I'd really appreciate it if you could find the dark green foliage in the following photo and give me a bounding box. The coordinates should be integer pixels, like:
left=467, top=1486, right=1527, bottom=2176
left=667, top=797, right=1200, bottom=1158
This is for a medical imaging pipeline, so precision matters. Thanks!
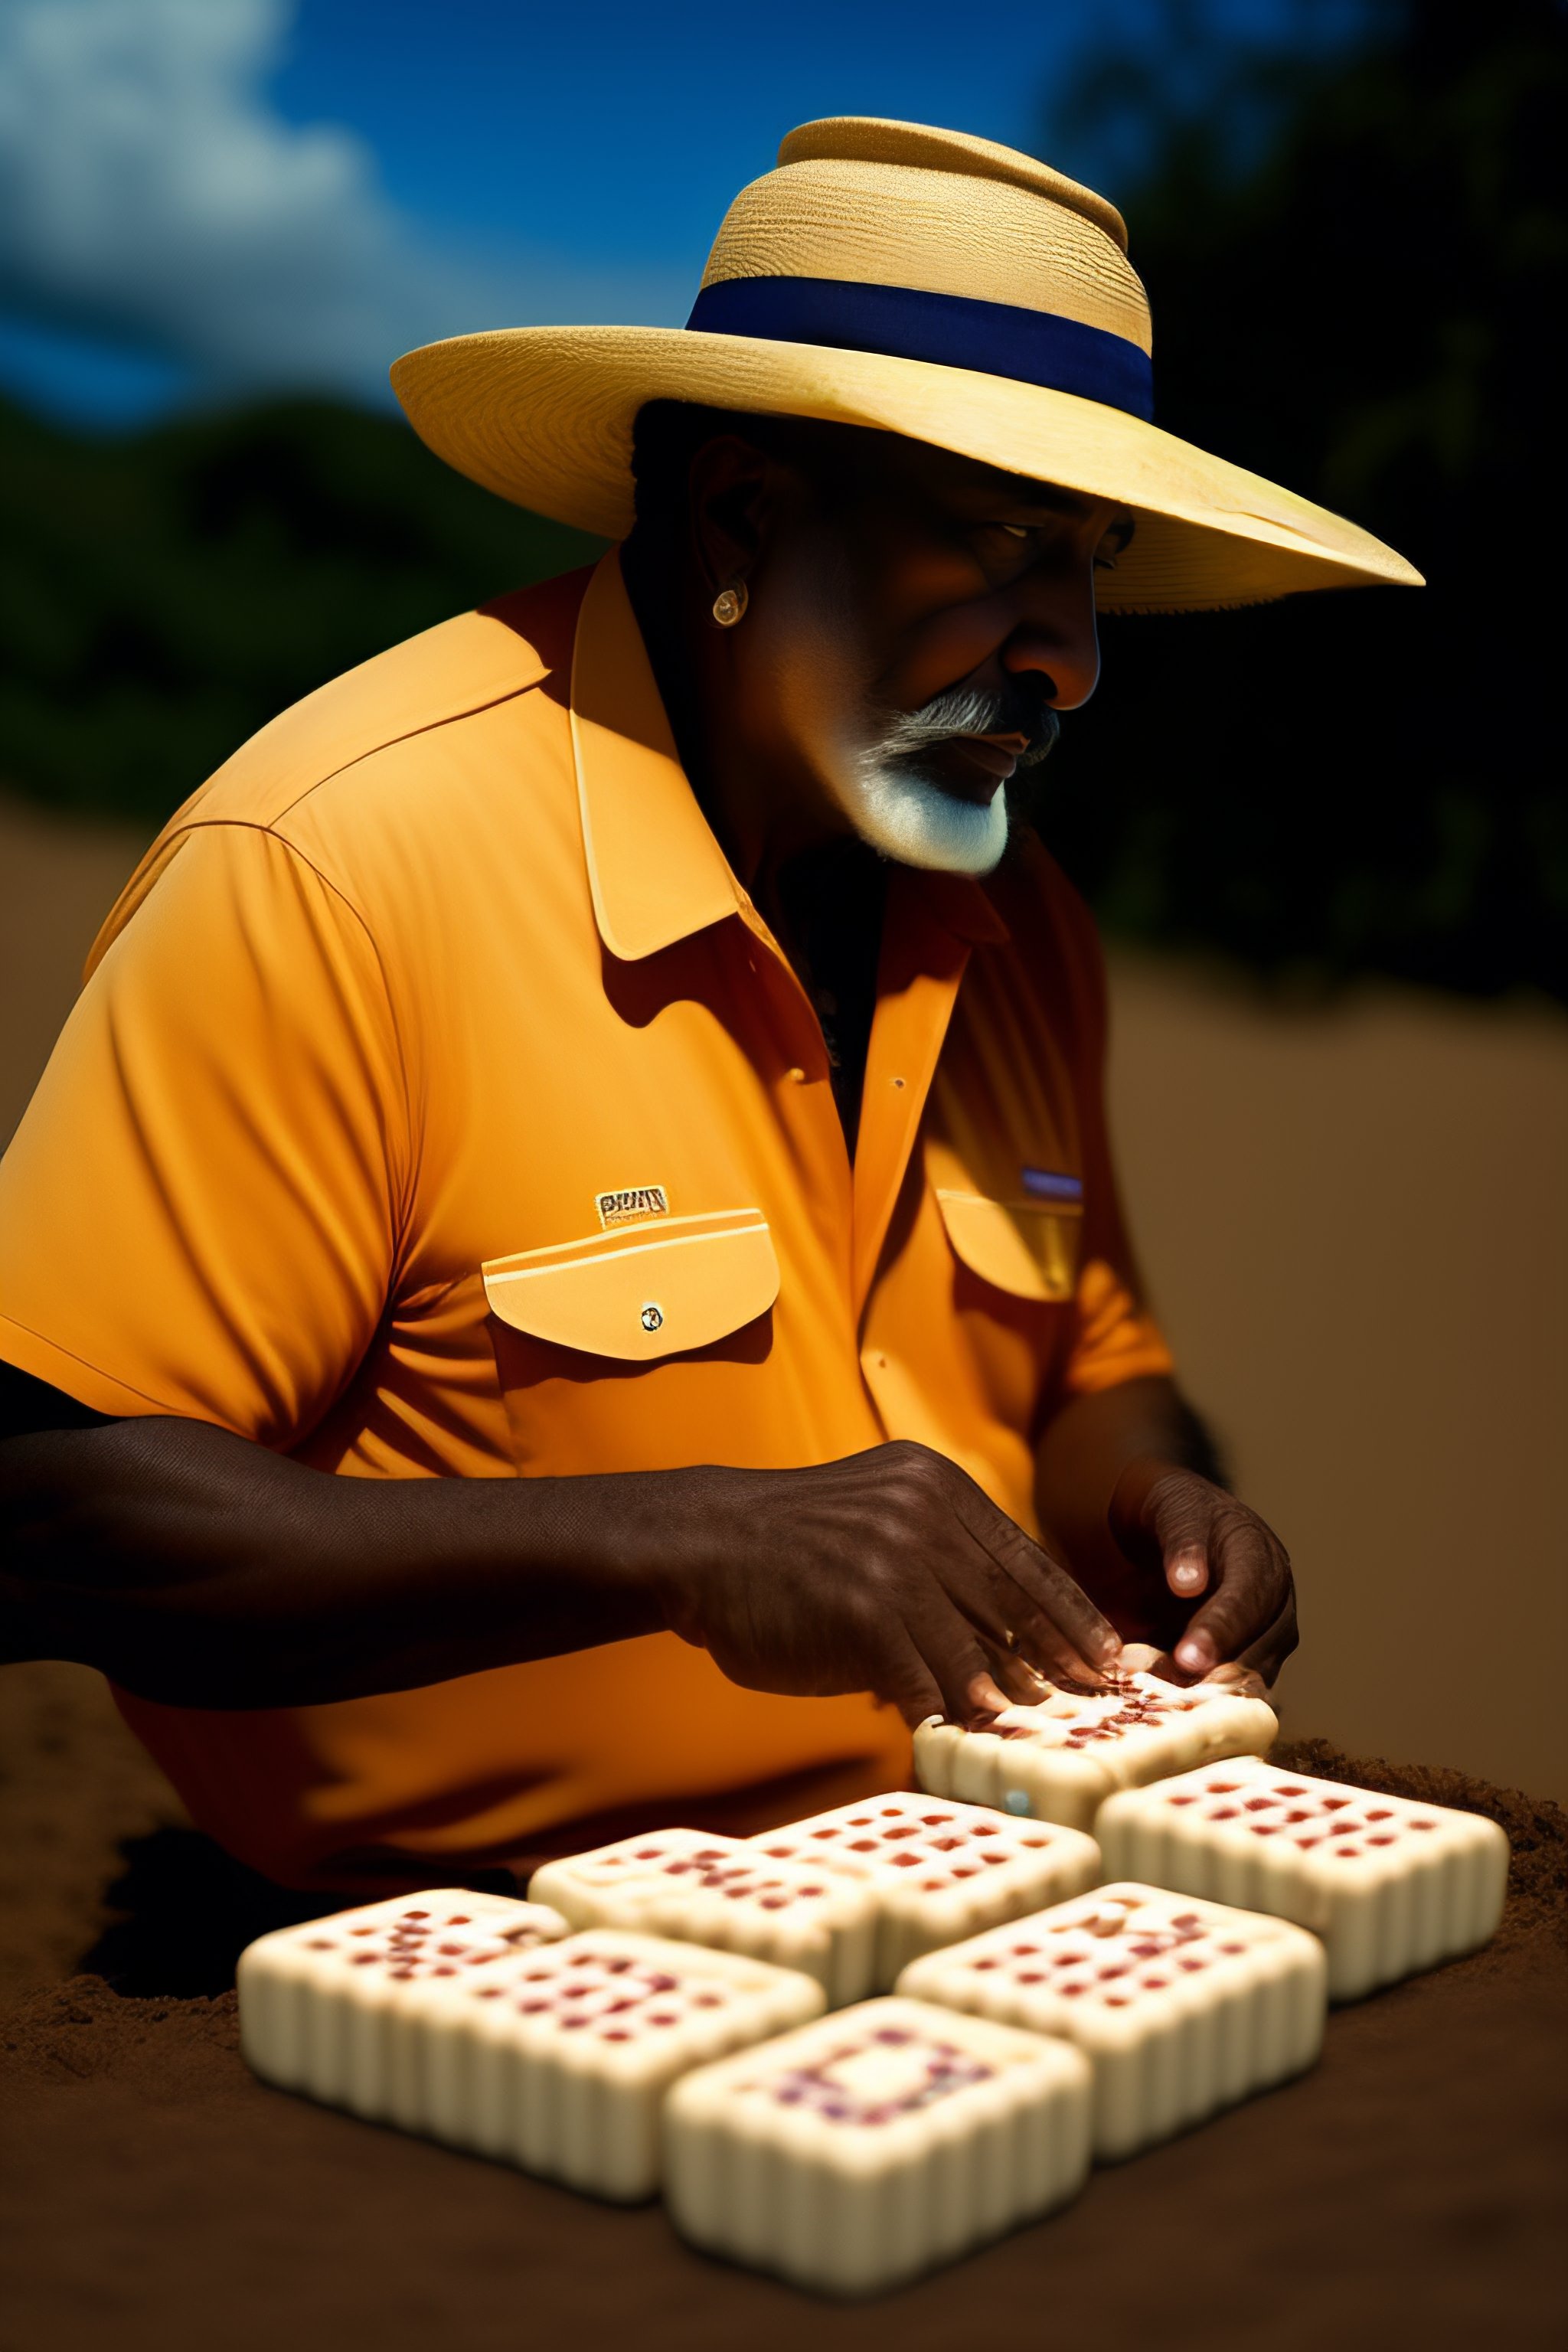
left=0, top=394, right=603, bottom=823
left=1038, top=0, right=1566, bottom=998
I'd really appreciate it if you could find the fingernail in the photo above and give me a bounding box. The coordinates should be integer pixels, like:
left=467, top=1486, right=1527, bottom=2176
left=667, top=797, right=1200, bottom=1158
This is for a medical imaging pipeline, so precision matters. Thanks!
left=1175, top=1635, right=1215, bottom=1672
left=1168, top=1557, right=1206, bottom=1594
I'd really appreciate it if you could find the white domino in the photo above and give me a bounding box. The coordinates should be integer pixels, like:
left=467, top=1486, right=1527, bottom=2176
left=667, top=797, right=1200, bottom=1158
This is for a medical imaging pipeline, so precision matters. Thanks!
left=915, top=1671, right=1277, bottom=1831
left=236, top=1889, right=570, bottom=2125
left=529, top=1828, right=748, bottom=1926
left=897, top=1882, right=1325, bottom=2159
left=665, top=1995, right=1092, bottom=2295
left=532, top=1831, right=877, bottom=2005
left=401, top=1929, right=823, bottom=2200
left=749, top=1792, right=1102, bottom=1986
left=1095, top=1755, right=1510, bottom=2000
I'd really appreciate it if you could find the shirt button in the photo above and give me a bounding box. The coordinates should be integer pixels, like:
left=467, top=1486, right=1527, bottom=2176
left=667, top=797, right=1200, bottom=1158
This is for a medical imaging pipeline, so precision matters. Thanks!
left=786, top=1066, right=807, bottom=1084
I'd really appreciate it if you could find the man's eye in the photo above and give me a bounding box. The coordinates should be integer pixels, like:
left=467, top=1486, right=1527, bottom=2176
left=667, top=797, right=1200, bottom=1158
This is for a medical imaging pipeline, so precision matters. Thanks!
left=995, top=523, right=1031, bottom=541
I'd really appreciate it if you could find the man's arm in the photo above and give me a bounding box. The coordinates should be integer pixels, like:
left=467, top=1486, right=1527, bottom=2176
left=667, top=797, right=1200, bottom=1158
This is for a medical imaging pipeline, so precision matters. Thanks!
left=0, top=1364, right=1123, bottom=1726
left=1034, top=1372, right=1298, bottom=1684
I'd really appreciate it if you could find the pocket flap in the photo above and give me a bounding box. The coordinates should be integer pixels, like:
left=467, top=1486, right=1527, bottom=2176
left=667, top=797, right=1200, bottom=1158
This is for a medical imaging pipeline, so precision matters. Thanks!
left=935, top=1189, right=1080, bottom=1304
left=482, top=1208, right=779, bottom=1361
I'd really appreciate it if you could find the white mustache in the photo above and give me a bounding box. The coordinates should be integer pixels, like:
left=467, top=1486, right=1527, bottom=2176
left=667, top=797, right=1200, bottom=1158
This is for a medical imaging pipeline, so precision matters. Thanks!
left=875, top=686, right=1060, bottom=769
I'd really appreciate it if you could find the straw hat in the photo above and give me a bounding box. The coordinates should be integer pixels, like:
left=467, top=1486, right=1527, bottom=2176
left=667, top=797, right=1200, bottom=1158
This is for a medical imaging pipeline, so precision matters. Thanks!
left=390, top=116, right=1420, bottom=612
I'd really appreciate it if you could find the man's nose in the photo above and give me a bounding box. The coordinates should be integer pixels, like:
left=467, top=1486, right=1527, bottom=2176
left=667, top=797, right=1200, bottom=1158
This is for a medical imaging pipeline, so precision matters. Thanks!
left=999, top=607, right=1101, bottom=711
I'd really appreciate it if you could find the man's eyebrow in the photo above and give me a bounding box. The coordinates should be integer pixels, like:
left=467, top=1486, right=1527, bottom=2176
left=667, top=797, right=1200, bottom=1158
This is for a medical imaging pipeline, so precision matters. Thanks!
left=953, top=474, right=1100, bottom=521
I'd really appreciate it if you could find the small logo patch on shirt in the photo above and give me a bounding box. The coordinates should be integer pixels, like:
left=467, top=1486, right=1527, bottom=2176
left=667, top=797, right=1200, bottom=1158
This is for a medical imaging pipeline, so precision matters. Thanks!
left=1021, top=1165, right=1084, bottom=1204
left=596, top=1184, right=670, bottom=1230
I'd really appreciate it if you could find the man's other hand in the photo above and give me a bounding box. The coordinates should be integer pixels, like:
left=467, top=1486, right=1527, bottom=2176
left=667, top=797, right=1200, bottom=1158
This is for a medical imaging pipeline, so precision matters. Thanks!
left=1107, top=1458, right=1297, bottom=1687
left=653, top=1441, right=1124, bottom=1729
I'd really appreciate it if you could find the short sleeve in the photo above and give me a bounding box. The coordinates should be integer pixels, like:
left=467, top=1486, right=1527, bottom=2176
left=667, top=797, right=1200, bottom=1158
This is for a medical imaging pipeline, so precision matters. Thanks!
left=1031, top=851, right=1174, bottom=1398
left=0, top=822, right=408, bottom=1446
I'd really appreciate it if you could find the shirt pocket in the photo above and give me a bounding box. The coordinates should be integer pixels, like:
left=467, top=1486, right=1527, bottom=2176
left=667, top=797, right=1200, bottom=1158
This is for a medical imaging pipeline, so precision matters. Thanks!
left=933, top=1187, right=1081, bottom=1305
left=482, top=1207, right=779, bottom=1363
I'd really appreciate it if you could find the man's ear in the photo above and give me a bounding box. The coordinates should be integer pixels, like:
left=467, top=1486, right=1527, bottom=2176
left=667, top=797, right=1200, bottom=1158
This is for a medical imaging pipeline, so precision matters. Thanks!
left=687, top=434, right=775, bottom=596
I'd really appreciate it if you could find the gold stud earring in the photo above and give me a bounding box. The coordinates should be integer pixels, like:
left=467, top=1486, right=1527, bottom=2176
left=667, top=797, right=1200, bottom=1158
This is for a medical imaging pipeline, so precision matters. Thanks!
left=710, top=582, right=749, bottom=628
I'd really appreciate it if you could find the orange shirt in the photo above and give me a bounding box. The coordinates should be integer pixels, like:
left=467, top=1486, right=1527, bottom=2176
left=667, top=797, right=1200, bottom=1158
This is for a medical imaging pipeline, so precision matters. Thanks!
left=0, top=554, right=1171, bottom=1886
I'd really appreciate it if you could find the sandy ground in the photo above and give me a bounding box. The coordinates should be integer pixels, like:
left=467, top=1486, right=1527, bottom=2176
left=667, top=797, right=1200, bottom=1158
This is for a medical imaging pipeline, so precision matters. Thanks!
left=0, top=1705, right=1561, bottom=2352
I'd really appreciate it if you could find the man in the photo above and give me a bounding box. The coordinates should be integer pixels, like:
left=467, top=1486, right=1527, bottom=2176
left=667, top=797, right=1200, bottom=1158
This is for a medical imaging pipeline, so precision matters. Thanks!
left=0, top=119, right=1416, bottom=1890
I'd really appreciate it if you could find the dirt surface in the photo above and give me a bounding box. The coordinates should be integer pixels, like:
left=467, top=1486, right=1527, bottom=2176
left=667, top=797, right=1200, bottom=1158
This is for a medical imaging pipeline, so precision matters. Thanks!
left=1, top=1664, right=1563, bottom=2352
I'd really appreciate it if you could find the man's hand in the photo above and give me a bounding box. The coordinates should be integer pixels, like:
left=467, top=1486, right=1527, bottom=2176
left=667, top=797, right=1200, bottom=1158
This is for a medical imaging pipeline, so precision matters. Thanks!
left=2, top=1379, right=1118, bottom=1718
left=1107, top=1457, right=1297, bottom=1687
left=653, top=1441, right=1124, bottom=1728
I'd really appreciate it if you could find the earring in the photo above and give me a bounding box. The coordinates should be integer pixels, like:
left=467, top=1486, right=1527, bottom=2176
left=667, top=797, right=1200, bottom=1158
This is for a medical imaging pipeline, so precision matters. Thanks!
left=710, top=582, right=749, bottom=628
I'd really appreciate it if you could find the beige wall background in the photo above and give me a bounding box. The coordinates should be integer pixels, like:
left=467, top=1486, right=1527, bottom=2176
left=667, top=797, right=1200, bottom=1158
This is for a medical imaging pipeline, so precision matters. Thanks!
left=4, top=795, right=1564, bottom=1801
left=1107, top=956, right=1567, bottom=1798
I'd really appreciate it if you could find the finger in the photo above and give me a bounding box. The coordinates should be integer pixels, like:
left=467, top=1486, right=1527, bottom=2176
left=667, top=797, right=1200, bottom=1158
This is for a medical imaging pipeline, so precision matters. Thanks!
left=952, top=1488, right=1122, bottom=1671
left=978, top=1638, right=1054, bottom=1708
left=966, top=1665, right=1014, bottom=1719
left=923, top=1525, right=1103, bottom=1687
left=1174, top=1521, right=1292, bottom=1675
left=968, top=1598, right=1110, bottom=1690
left=1200, top=1661, right=1270, bottom=1702
left=912, top=1593, right=1015, bottom=1729
left=1118, top=1642, right=1165, bottom=1676
left=874, top=1622, right=947, bottom=1729
left=1234, top=1587, right=1299, bottom=1687
left=1165, top=1543, right=1209, bottom=1600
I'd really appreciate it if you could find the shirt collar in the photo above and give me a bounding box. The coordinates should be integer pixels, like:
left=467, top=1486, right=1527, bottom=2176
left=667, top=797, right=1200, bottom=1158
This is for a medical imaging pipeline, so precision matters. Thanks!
left=570, top=550, right=740, bottom=962
left=569, top=548, right=1009, bottom=962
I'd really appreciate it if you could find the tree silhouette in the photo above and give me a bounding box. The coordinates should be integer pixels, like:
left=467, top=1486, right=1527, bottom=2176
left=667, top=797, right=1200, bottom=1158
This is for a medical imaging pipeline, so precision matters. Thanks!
left=1040, top=0, right=1566, bottom=997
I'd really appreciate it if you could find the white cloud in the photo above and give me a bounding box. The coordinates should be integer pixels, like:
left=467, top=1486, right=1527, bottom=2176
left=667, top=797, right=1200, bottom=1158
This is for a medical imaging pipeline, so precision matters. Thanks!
left=0, top=0, right=685, bottom=403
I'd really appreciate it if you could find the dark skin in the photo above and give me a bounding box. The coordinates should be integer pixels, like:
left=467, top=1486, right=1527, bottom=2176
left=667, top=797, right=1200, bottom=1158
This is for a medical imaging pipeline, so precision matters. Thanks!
left=0, top=423, right=1296, bottom=1731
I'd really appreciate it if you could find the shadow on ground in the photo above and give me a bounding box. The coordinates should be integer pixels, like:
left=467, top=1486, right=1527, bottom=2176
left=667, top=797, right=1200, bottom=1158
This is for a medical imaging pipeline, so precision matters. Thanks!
left=77, top=1828, right=331, bottom=1997
left=78, top=1826, right=524, bottom=1997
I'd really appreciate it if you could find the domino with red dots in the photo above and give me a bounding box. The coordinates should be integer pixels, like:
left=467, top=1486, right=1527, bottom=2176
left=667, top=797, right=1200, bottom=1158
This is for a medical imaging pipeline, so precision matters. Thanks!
left=749, top=1792, right=1101, bottom=1986
left=1095, top=1755, right=1509, bottom=1999
left=665, top=1996, right=1092, bottom=2295
left=897, top=1882, right=1325, bottom=2159
left=531, top=1831, right=877, bottom=2005
left=402, top=1929, right=824, bottom=2200
left=529, top=1829, right=747, bottom=1927
left=236, top=1889, right=570, bottom=2127
left=914, top=1671, right=1277, bottom=1831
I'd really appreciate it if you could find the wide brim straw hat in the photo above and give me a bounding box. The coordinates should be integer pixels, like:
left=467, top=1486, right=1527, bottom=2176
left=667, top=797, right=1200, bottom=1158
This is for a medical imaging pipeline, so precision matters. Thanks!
left=391, top=116, right=1421, bottom=613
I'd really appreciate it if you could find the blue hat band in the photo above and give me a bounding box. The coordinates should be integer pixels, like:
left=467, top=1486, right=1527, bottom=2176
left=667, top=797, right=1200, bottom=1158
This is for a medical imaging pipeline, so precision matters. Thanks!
left=686, top=274, right=1154, bottom=423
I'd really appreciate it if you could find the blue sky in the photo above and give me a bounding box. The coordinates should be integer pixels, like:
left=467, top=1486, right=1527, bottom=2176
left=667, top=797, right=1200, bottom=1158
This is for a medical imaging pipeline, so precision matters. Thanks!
left=0, top=0, right=1370, bottom=426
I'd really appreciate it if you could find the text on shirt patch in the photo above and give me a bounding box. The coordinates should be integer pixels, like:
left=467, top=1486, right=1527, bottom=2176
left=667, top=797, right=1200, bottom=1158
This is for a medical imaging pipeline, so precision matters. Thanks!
left=595, top=1184, right=670, bottom=1230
